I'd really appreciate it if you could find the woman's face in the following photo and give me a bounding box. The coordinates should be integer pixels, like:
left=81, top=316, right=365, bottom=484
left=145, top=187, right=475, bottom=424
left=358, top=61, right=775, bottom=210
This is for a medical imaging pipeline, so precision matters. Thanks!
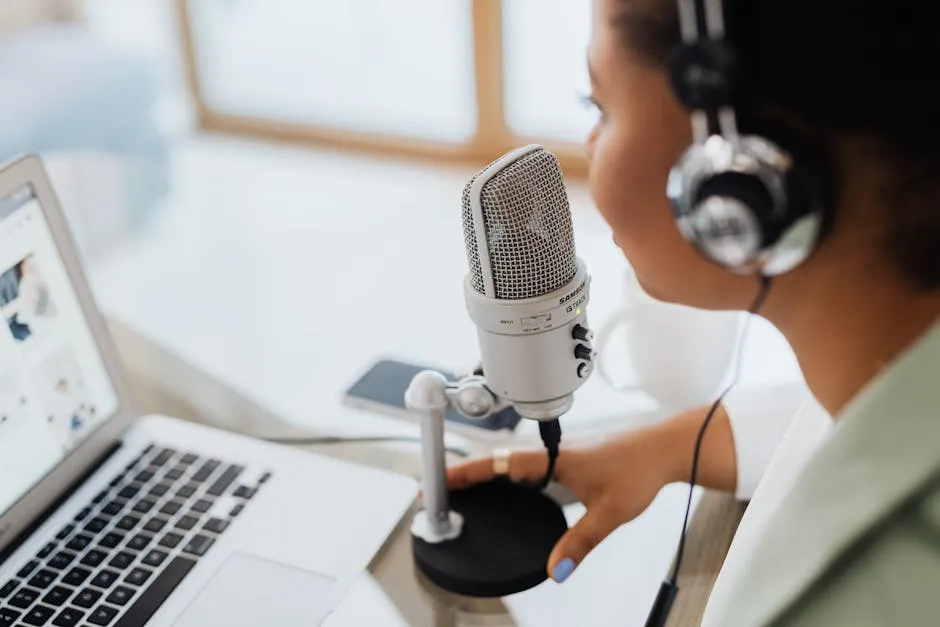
left=585, top=0, right=757, bottom=309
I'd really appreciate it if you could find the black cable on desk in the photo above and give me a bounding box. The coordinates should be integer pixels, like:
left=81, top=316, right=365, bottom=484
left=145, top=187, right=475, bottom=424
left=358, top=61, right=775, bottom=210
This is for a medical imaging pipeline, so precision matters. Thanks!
left=261, top=434, right=470, bottom=458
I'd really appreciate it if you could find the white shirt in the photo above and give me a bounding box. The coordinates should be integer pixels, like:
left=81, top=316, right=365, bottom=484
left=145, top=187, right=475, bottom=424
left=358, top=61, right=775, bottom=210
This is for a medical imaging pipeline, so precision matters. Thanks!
left=700, top=381, right=832, bottom=627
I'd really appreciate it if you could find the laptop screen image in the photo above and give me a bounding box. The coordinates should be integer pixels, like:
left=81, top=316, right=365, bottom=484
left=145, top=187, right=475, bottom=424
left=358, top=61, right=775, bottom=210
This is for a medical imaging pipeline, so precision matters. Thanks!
left=0, top=184, right=119, bottom=518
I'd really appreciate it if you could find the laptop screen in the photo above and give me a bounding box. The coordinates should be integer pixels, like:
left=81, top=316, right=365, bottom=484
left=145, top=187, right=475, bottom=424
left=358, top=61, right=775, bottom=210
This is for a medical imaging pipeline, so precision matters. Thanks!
left=0, top=184, right=119, bottom=518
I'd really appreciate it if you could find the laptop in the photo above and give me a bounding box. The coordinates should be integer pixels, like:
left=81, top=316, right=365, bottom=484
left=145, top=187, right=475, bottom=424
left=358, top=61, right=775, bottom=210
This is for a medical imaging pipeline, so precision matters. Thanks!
left=0, top=155, right=418, bottom=627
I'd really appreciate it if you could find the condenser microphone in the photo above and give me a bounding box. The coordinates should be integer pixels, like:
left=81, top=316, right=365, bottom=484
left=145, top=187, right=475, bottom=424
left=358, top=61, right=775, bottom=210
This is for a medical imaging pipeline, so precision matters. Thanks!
left=461, top=144, right=595, bottom=421
left=408, top=146, right=591, bottom=599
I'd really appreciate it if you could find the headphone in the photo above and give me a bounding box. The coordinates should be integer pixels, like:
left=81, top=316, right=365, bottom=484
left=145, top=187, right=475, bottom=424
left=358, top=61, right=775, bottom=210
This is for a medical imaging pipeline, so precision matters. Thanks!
left=666, top=0, right=828, bottom=277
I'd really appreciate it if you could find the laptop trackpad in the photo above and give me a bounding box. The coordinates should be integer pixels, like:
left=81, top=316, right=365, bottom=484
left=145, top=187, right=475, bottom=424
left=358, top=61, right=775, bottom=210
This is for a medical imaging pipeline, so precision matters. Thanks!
left=172, top=552, right=337, bottom=627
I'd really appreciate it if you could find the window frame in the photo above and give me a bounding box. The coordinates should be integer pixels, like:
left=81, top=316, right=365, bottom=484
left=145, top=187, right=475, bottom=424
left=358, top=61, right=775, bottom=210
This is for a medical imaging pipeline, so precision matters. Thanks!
left=175, top=0, right=589, bottom=176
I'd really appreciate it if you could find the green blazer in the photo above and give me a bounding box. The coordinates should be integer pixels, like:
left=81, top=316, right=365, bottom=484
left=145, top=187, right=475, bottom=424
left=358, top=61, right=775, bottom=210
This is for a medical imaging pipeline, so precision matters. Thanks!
left=714, top=321, right=940, bottom=626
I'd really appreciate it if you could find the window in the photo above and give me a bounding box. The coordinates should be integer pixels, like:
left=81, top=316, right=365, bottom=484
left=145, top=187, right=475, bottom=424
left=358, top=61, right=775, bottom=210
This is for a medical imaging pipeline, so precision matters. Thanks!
left=502, top=0, right=594, bottom=144
left=187, top=0, right=476, bottom=143
left=177, top=0, right=595, bottom=175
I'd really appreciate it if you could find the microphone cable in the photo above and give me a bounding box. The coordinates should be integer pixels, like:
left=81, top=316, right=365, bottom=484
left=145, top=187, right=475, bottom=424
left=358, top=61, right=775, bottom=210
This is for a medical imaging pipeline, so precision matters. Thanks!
left=538, top=419, right=563, bottom=490
left=646, top=275, right=773, bottom=627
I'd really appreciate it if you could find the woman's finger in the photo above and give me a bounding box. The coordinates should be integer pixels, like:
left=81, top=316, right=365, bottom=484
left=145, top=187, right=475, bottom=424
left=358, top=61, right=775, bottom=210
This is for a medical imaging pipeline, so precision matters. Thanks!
left=547, top=506, right=620, bottom=583
left=446, top=448, right=554, bottom=489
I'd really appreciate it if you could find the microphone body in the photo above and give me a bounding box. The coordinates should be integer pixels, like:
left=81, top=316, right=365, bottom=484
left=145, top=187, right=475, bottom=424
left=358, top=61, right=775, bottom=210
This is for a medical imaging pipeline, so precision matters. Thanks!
left=462, top=144, right=595, bottom=421
left=464, top=261, right=591, bottom=419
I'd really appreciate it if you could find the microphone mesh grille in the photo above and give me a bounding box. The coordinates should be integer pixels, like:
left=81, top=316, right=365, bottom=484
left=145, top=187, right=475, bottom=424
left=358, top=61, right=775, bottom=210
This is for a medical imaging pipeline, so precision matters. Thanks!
left=462, top=147, right=577, bottom=300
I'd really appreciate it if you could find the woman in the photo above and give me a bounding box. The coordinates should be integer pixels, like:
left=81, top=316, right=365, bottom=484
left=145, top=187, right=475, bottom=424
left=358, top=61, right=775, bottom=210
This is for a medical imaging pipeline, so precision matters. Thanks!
left=448, top=0, right=940, bottom=624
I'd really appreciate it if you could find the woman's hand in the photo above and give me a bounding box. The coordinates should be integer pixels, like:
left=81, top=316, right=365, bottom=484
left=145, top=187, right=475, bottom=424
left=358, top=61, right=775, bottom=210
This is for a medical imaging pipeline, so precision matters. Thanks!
left=447, top=427, right=677, bottom=583
left=445, top=404, right=737, bottom=583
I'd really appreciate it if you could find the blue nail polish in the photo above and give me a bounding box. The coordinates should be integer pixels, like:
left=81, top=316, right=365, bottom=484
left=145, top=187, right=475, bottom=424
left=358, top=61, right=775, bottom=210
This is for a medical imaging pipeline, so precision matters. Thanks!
left=552, top=558, right=575, bottom=583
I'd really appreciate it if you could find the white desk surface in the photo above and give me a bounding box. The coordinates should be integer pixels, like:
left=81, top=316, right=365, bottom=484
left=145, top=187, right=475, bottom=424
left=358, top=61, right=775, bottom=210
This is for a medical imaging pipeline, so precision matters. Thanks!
left=86, top=137, right=802, bottom=625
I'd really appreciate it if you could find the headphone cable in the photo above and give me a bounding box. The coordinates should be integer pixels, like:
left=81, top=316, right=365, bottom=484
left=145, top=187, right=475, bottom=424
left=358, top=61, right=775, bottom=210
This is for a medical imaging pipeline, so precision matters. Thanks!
left=646, top=275, right=773, bottom=627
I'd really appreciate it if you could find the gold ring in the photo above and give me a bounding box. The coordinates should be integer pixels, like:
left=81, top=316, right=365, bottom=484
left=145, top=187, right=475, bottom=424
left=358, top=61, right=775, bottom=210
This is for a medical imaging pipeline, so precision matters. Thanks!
left=492, top=448, right=511, bottom=477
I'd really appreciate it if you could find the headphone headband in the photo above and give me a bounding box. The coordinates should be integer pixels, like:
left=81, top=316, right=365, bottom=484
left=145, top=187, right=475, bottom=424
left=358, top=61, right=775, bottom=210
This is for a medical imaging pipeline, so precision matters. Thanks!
left=669, top=0, right=739, bottom=141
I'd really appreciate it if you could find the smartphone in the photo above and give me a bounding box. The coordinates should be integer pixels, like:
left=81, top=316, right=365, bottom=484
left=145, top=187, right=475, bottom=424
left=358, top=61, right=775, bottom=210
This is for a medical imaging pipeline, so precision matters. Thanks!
left=342, top=358, right=523, bottom=437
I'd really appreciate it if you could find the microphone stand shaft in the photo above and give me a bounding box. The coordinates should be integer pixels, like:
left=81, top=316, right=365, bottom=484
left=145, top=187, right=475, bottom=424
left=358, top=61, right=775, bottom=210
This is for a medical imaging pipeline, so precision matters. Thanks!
left=419, top=405, right=450, bottom=535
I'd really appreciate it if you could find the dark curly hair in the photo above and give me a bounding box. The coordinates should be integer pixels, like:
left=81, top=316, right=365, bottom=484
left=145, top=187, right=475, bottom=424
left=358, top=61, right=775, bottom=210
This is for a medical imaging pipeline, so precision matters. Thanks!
left=614, top=0, right=940, bottom=289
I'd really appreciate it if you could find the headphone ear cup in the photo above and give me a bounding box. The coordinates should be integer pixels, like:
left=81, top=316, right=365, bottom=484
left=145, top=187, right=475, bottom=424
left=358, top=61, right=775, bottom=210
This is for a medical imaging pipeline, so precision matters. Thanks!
left=694, top=171, right=778, bottom=244
left=668, top=134, right=828, bottom=276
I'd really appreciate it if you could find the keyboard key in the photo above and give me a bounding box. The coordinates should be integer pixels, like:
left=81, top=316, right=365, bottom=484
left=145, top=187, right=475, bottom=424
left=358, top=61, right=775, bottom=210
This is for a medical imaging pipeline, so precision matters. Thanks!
left=192, top=460, right=220, bottom=482
left=143, top=444, right=154, bottom=454
left=133, top=470, right=154, bottom=484
left=48, top=552, right=76, bottom=570
left=0, top=579, right=18, bottom=598
left=111, top=556, right=195, bottom=627
left=165, top=467, right=185, bottom=481
left=180, top=453, right=198, bottom=464
left=151, top=448, right=175, bottom=467
left=99, top=533, right=124, bottom=549
left=232, top=486, right=256, bottom=499
left=92, top=491, right=108, bottom=505
left=158, top=501, right=181, bottom=516
left=148, top=483, right=170, bottom=498
left=106, top=586, right=135, bottom=606
left=230, top=504, right=244, bottom=517
left=51, top=606, right=84, bottom=627
left=28, top=569, right=58, bottom=589
left=258, top=471, right=272, bottom=484
left=0, top=608, right=21, bottom=626
left=84, top=518, right=108, bottom=534
left=141, top=549, right=168, bottom=568
left=55, top=524, right=74, bottom=540
left=206, top=465, right=243, bottom=497
left=174, top=515, right=198, bottom=531
left=158, top=533, right=183, bottom=549
left=108, top=552, right=135, bottom=570
left=87, top=604, right=118, bottom=626
left=108, top=474, right=125, bottom=488
left=176, top=484, right=197, bottom=499
left=37, top=542, right=57, bottom=558
left=126, top=534, right=152, bottom=551
left=41, top=586, right=72, bottom=607
left=72, top=588, right=101, bottom=608
left=21, top=604, right=55, bottom=626
left=132, top=499, right=156, bottom=515
left=66, top=535, right=92, bottom=552
left=17, top=560, right=39, bottom=578
left=10, top=587, right=39, bottom=608
left=90, top=570, right=119, bottom=589
left=190, top=499, right=212, bottom=514
left=80, top=550, right=107, bottom=568
left=124, top=568, right=152, bottom=587
left=101, top=500, right=124, bottom=517
left=203, top=517, right=229, bottom=534
left=74, top=507, right=92, bottom=522
left=115, top=516, right=140, bottom=532
left=117, top=486, right=139, bottom=500
left=143, top=518, right=166, bottom=534
left=62, top=567, right=91, bottom=587
left=182, top=534, right=215, bottom=557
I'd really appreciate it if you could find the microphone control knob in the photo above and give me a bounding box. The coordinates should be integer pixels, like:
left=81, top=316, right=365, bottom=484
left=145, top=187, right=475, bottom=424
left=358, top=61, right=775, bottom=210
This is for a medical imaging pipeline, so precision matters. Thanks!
left=577, top=361, right=593, bottom=378
left=574, top=343, right=595, bottom=361
left=572, top=324, right=594, bottom=342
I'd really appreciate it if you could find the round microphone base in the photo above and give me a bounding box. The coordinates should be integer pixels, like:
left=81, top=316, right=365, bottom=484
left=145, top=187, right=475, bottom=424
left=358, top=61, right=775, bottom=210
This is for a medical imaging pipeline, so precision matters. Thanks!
left=412, top=479, right=568, bottom=598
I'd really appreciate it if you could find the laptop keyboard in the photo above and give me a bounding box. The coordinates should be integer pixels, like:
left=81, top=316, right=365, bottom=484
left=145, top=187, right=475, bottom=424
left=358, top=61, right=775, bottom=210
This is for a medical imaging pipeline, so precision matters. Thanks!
left=0, top=444, right=271, bottom=627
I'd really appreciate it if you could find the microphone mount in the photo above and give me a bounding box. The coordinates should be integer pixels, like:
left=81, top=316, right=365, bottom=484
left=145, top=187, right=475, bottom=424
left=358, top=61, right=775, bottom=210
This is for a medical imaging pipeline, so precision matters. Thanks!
left=405, top=369, right=570, bottom=597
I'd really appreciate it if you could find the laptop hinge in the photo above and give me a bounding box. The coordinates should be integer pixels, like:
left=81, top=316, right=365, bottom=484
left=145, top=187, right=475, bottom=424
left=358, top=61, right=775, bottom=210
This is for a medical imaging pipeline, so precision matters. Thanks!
left=0, top=441, right=122, bottom=565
